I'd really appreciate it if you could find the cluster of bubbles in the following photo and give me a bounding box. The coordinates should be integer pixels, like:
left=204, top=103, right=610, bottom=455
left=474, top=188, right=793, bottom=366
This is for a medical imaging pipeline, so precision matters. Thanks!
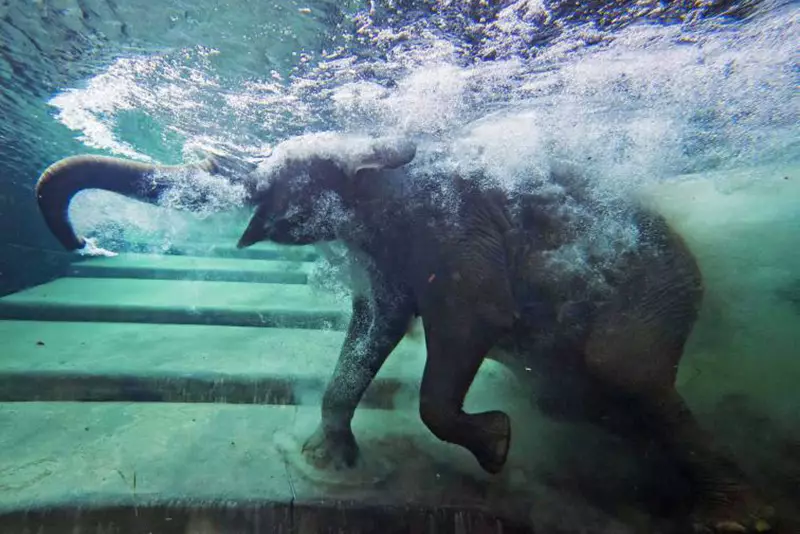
left=53, top=0, right=798, bottom=284
left=51, top=1, right=798, bottom=165
left=153, top=165, right=250, bottom=216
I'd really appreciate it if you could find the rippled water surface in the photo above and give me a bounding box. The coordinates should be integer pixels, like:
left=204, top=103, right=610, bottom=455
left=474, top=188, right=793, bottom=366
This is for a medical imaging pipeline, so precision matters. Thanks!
left=3, top=0, right=789, bottom=246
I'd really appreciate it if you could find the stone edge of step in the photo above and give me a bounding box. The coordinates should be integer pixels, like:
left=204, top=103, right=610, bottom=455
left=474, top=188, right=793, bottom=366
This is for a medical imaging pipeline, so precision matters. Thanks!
left=0, top=302, right=350, bottom=330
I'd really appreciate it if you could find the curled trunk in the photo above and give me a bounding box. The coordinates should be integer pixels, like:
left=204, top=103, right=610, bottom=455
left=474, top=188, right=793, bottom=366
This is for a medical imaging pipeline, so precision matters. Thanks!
left=35, top=155, right=223, bottom=251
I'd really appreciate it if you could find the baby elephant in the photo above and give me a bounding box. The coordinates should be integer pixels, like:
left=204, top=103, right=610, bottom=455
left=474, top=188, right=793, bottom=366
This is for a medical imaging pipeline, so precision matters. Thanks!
left=36, top=132, right=773, bottom=532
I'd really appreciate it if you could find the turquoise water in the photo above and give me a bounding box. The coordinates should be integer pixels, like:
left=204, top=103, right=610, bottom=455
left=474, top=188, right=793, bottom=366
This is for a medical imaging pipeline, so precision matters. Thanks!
left=0, top=1, right=798, bottom=532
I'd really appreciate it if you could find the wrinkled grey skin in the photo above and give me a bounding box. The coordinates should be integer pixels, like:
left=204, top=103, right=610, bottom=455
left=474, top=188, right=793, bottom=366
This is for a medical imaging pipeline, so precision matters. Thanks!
left=35, top=133, right=773, bottom=533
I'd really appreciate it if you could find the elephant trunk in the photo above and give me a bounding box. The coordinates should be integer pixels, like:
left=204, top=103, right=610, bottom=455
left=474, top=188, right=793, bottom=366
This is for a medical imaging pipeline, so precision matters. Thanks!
left=35, top=155, right=216, bottom=251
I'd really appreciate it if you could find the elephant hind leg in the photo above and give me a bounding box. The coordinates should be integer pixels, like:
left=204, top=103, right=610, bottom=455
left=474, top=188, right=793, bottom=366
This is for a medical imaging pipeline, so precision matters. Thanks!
left=419, top=315, right=511, bottom=474
left=584, top=312, right=774, bottom=532
left=646, top=391, right=775, bottom=532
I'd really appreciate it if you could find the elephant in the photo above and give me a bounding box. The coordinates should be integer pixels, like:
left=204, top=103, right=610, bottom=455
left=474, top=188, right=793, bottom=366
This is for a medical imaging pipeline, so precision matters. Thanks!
left=35, top=132, right=774, bottom=533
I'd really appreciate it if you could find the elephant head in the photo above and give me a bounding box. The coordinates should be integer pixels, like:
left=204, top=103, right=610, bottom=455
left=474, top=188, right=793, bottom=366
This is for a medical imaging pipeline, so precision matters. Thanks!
left=236, top=133, right=416, bottom=248
left=34, top=133, right=414, bottom=255
left=35, top=152, right=258, bottom=254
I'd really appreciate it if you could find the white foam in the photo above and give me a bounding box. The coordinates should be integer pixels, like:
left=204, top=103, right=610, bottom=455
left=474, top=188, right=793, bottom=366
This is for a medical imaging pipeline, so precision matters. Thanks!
left=50, top=1, right=799, bottom=303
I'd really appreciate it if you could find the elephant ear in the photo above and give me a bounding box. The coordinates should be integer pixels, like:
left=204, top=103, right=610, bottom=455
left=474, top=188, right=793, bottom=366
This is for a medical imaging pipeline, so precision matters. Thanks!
left=252, top=133, right=416, bottom=191
left=341, top=135, right=417, bottom=176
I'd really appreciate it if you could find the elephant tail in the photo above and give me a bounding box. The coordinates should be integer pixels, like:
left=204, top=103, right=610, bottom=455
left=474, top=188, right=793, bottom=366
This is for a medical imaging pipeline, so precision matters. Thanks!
left=35, top=155, right=216, bottom=251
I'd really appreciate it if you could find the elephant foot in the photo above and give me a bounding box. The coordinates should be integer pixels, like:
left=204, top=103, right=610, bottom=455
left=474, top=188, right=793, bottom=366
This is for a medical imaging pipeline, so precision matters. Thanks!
left=692, top=492, right=775, bottom=533
left=301, top=425, right=359, bottom=470
left=468, top=411, right=511, bottom=474
left=273, top=427, right=393, bottom=487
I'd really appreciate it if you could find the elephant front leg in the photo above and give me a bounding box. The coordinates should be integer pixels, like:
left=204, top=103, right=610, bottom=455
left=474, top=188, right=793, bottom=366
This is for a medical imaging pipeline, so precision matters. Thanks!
left=302, top=290, right=414, bottom=470
left=419, top=313, right=512, bottom=474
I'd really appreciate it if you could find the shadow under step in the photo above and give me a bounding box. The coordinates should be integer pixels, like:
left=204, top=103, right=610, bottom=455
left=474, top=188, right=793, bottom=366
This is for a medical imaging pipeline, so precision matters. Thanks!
left=0, top=371, right=404, bottom=407
left=0, top=502, right=531, bottom=534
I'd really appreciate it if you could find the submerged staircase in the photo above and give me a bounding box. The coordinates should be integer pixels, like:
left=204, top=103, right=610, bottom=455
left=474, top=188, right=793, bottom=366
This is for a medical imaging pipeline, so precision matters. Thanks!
left=0, top=238, right=535, bottom=533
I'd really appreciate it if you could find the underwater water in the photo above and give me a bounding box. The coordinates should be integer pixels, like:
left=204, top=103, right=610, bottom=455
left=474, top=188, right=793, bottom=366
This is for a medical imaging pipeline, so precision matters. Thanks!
left=0, top=0, right=798, bottom=532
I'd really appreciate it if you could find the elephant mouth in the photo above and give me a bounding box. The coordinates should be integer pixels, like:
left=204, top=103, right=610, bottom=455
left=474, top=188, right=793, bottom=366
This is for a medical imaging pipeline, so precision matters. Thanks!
left=265, top=219, right=317, bottom=245
left=236, top=217, right=320, bottom=248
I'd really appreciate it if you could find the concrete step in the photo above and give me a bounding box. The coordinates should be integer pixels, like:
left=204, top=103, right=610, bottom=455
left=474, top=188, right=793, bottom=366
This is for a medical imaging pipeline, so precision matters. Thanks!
left=123, top=240, right=319, bottom=261
left=0, top=402, right=535, bottom=533
left=0, top=321, right=429, bottom=406
left=0, top=278, right=349, bottom=329
left=69, top=253, right=312, bottom=284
